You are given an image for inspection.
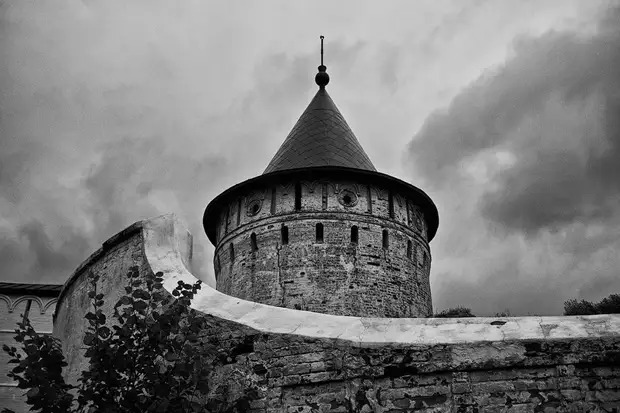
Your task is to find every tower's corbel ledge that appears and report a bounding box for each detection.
[136,214,619,345]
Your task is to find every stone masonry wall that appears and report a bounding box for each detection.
[213,178,432,318]
[196,314,620,413]
[52,214,620,413]
[53,222,153,384]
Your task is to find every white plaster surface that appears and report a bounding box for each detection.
[143,214,620,345]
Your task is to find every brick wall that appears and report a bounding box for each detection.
[213,178,432,318]
[52,214,620,413]
[242,333,620,412]
[194,317,620,412]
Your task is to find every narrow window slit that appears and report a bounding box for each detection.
[351,226,359,244]
[316,223,324,243]
[229,243,235,262]
[382,229,389,249]
[407,240,412,258]
[250,232,258,252]
[281,226,289,245]
[388,191,394,218]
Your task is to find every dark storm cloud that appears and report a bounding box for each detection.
[0,0,367,286]
[409,4,620,234]
[20,222,91,276]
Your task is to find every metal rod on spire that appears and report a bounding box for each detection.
[315,35,329,88]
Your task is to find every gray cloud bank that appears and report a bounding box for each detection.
[1,0,617,316]
[410,5,620,234]
[411,4,620,315]
[0,1,365,287]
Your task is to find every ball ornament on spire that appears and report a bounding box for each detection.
[315,35,330,88]
[315,65,329,88]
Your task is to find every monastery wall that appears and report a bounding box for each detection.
[0,293,57,412]
[53,214,620,413]
[213,177,432,318]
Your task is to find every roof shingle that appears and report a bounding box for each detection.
[263,88,376,174]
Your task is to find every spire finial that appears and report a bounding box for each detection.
[315,35,329,89]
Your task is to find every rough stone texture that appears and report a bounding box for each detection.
[53,215,620,413]
[53,221,155,385]
[213,177,432,318]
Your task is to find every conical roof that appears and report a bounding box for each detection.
[263,87,376,174]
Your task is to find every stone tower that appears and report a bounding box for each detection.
[203,39,438,318]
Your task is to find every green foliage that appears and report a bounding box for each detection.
[2,267,261,413]
[434,306,476,318]
[564,293,620,316]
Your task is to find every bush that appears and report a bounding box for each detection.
[563,293,620,316]
[2,267,262,413]
[434,306,476,318]
[494,309,512,317]
[564,298,598,316]
[596,294,620,314]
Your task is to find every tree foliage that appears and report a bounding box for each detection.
[2,267,262,413]
[493,309,512,317]
[434,306,476,318]
[564,293,620,316]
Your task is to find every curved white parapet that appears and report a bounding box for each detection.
[143,214,620,346]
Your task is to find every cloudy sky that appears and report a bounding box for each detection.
[1,0,619,316]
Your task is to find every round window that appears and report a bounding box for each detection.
[338,189,358,207]
[246,199,262,217]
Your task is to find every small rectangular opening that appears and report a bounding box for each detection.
[229,243,235,262]
[316,223,324,243]
[388,191,394,218]
[281,226,289,245]
[250,232,258,252]
[407,240,412,258]
[294,182,302,211]
[351,225,359,244]
[367,185,372,213]
[382,229,389,249]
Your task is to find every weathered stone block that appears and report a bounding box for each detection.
[452,382,472,394]
[586,389,620,402]
[472,381,516,394]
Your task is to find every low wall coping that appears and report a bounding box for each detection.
[140,214,620,346]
